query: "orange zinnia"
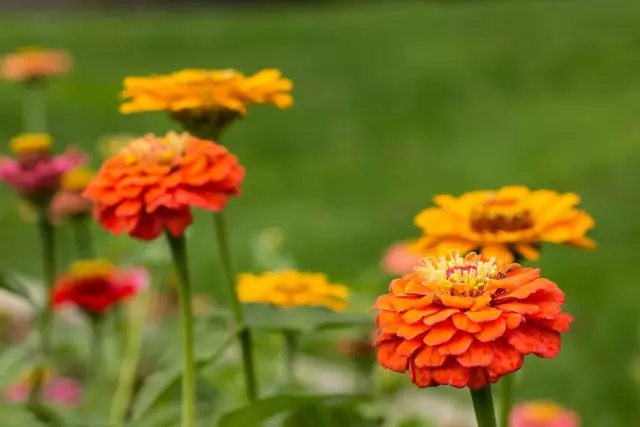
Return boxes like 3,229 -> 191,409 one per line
84,131 -> 244,240
373,252 -> 572,389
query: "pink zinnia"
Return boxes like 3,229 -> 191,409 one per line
1,47 -> 71,82
4,375 -> 82,407
510,401 -> 580,427
381,241 -> 422,275
0,134 -> 85,202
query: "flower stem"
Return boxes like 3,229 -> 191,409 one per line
108,290 -> 151,427
283,330 -> 299,386
24,80 -> 47,133
72,216 -> 94,259
28,210 -> 56,404
165,233 -> 196,427
90,317 -> 104,383
470,385 -> 497,427
213,212 -> 258,402
499,375 -> 514,427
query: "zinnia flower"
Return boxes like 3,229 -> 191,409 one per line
0,133 -> 86,205
373,252 -> 572,389
413,186 -> 596,262
510,401 -> 580,427
120,68 -> 292,138
237,270 -> 349,311
4,371 -> 82,407
382,241 -> 423,275
52,259 -> 148,316
83,131 -> 244,240
50,167 -> 94,222
1,46 -> 71,82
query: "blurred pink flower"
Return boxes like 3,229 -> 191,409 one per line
1,47 -> 71,82
4,376 -> 82,407
510,401 -> 580,427
50,190 -> 92,221
381,241 -> 422,275
0,147 -> 85,199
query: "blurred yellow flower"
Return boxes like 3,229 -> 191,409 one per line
120,68 -> 293,115
9,133 -> 51,155
413,186 -> 596,262
61,167 -> 93,192
237,270 -> 349,311
97,133 -> 136,159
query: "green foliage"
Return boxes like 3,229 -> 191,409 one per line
217,393 -> 372,427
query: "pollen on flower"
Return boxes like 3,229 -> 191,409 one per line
9,133 -> 52,155
416,252 -> 499,296
61,167 -> 94,192
121,132 -> 187,166
69,259 -> 115,279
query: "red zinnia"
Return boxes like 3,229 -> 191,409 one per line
52,259 -> 147,315
83,131 -> 244,240
373,252 -> 572,389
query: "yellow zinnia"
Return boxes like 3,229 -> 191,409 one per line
412,186 -> 596,262
237,270 -> 349,311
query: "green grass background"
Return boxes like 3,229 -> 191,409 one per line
0,2 -> 639,426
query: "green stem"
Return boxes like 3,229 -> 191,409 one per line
499,375 -> 514,427
213,213 -> 258,402
28,210 -> 56,404
108,290 -> 151,427
470,386 -> 497,427
72,216 -> 94,259
90,317 -> 104,383
24,80 -> 47,133
165,233 -> 196,427
283,330 -> 299,386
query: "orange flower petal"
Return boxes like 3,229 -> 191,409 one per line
431,364 -> 470,388
466,307 -> 501,323
531,312 -> 573,332
452,313 -> 482,333
397,323 -> 429,340
391,297 -> 414,311
411,294 -> 434,309
487,340 -> 523,379
373,294 -> 394,311
496,278 -> 556,301
514,243 -> 540,261
475,318 -> 507,342
402,309 -> 439,324
424,308 -> 459,326
503,313 -> 523,330
456,341 -> 494,367
373,332 -> 396,346
504,326 -> 561,358
409,361 -> 432,387
414,345 -> 447,368
437,332 -> 474,356
377,341 -> 408,373
396,339 -> 424,357
470,294 -> 492,310
423,320 -> 457,346
480,243 -> 514,263
468,368 -> 489,390
496,302 -> 540,315
440,295 -> 474,309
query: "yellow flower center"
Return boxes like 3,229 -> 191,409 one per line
121,132 -> 188,166
69,259 -> 115,279
18,45 -> 43,53
61,167 -> 94,192
416,252 -> 499,297
470,196 -> 534,233
9,133 -> 52,155
526,401 -> 564,422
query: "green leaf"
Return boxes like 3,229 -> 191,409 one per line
130,332 -> 235,421
0,269 -> 35,305
243,304 -> 371,333
217,394 -> 372,427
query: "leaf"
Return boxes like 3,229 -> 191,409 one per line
130,332 -> 235,421
217,393 -> 372,427
0,269 -> 35,305
243,304 -> 371,333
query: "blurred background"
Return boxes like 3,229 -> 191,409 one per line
0,1 -> 639,426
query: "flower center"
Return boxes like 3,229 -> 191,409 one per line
61,167 -> 94,192
273,282 -> 310,295
526,402 -> 564,422
416,252 -> 499,297
10,133 -> 52,155
470,196 -> 534,233
69,259 -> 115,279
121,132 -> 188,166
